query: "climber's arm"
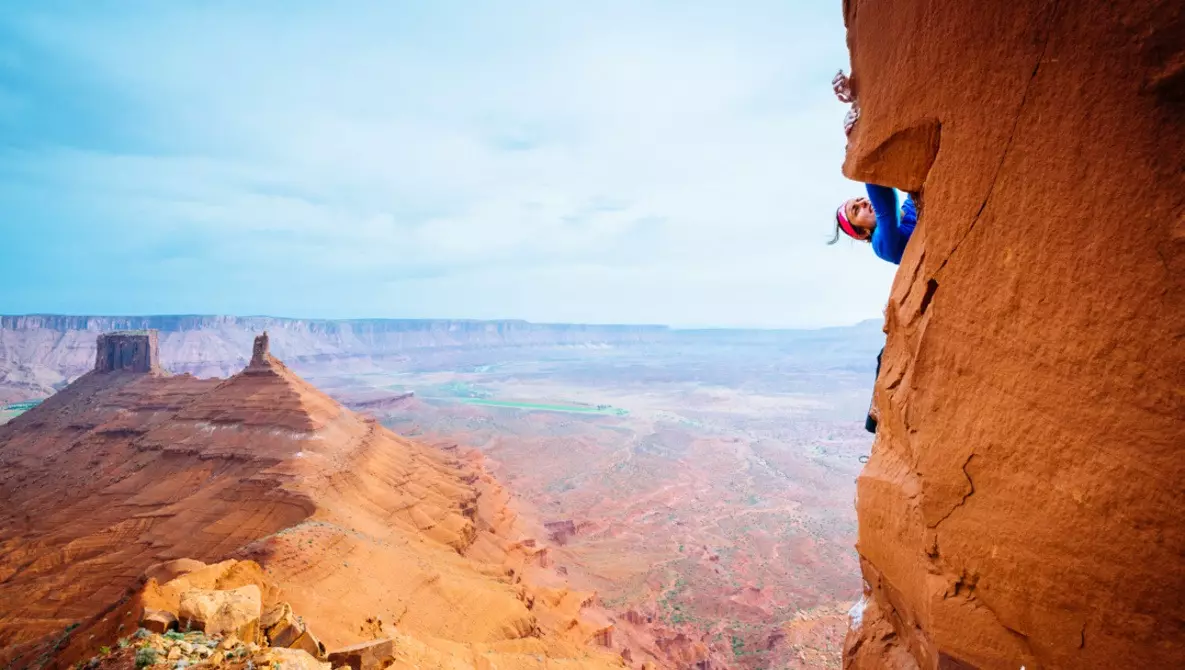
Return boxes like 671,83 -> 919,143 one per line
867,184 -> 909,265
900,195 -> 918,231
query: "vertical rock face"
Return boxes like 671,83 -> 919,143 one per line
250,331 -> 271,368
841,1 -> 1184,669
93,330 -> 161,373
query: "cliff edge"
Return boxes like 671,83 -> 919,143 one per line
841,1 -> 1184,669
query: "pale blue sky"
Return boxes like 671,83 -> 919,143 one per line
0,1 -> 895,328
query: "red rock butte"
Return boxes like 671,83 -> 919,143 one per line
94,331 -> 162,374
840,0 -> 1184,668
0,332 -> 637,669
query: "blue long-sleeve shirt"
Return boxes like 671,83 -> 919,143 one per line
867,184 -> 917,265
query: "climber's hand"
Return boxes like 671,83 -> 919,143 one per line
844,105 -> 861,136
832,70 -> 855,103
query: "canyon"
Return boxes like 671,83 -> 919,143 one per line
1,321 -> 881,669
0,331 -> 654,669
5,1 -> 1183,668
0,317 -> 872,668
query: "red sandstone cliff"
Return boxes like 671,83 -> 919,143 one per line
840,1 -> 1184,669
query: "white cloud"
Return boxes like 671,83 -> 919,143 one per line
1,1 -> 898,327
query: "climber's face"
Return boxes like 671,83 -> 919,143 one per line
845,198 -> 877,240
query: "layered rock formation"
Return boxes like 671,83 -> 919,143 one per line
0,333 -> 644,669
840,1 -> 1184,668
0,315 -> 670,398
0,315 -> 887,403
94,331 -> 161,374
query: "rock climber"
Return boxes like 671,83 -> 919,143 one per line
831,187 -> 918,434
831,71 -> 920,434
828,185 -> 918,265
827,70 -> 919,264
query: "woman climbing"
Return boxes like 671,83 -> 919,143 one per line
829,185 -> 918,264
829,69 -> 919,263
829,186 -> 918,433
830,186 -> 918,435
831,70 -> 921,433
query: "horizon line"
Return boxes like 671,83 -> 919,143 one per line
0,312 -> 880,333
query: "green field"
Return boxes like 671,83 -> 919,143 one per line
443,397 -> 628,416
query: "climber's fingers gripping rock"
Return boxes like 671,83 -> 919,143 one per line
832,70 -> 855,103
844,106 -> 861,136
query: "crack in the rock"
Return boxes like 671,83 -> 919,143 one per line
1155,241 -> 1172,276
897,250 -> 926,309
919,279 -> 939,315
927,453 -> 976,529
935,0 -> 1063,277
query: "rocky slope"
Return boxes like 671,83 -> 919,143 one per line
840,0 -> 1184,668
0,331 -> 652,669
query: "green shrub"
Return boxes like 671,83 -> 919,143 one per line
134,647 -> 158,669
98,646 -> 111,655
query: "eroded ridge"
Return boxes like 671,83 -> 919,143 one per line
0,333 -> 648,670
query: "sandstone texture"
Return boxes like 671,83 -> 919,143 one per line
840,1 -> 1185,669
326,638 -> 396,670
178,585 -> 263,642
0,333 -> 638,669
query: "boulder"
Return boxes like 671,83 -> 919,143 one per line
326,639 -> 396,670
290,629 -> 327,660
255,647 -> 330,670
264,602 -> 305,647
140,608 -> 177,634
261,602 -> 293,630
178,585 -> 262,642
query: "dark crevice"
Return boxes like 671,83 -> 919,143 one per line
934,0 -> 1063,277
919,279 -> 939,315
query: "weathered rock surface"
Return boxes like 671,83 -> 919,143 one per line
178,586 -> 263,642
255,647 -> 330,670
326,638 -> 395,670
0,333 -> 635,669
263,602 -> 305,648
139,609 -> 177,635
840,0 -> 1185,669
288,629 -> 325,660
94,331 -> 161,374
